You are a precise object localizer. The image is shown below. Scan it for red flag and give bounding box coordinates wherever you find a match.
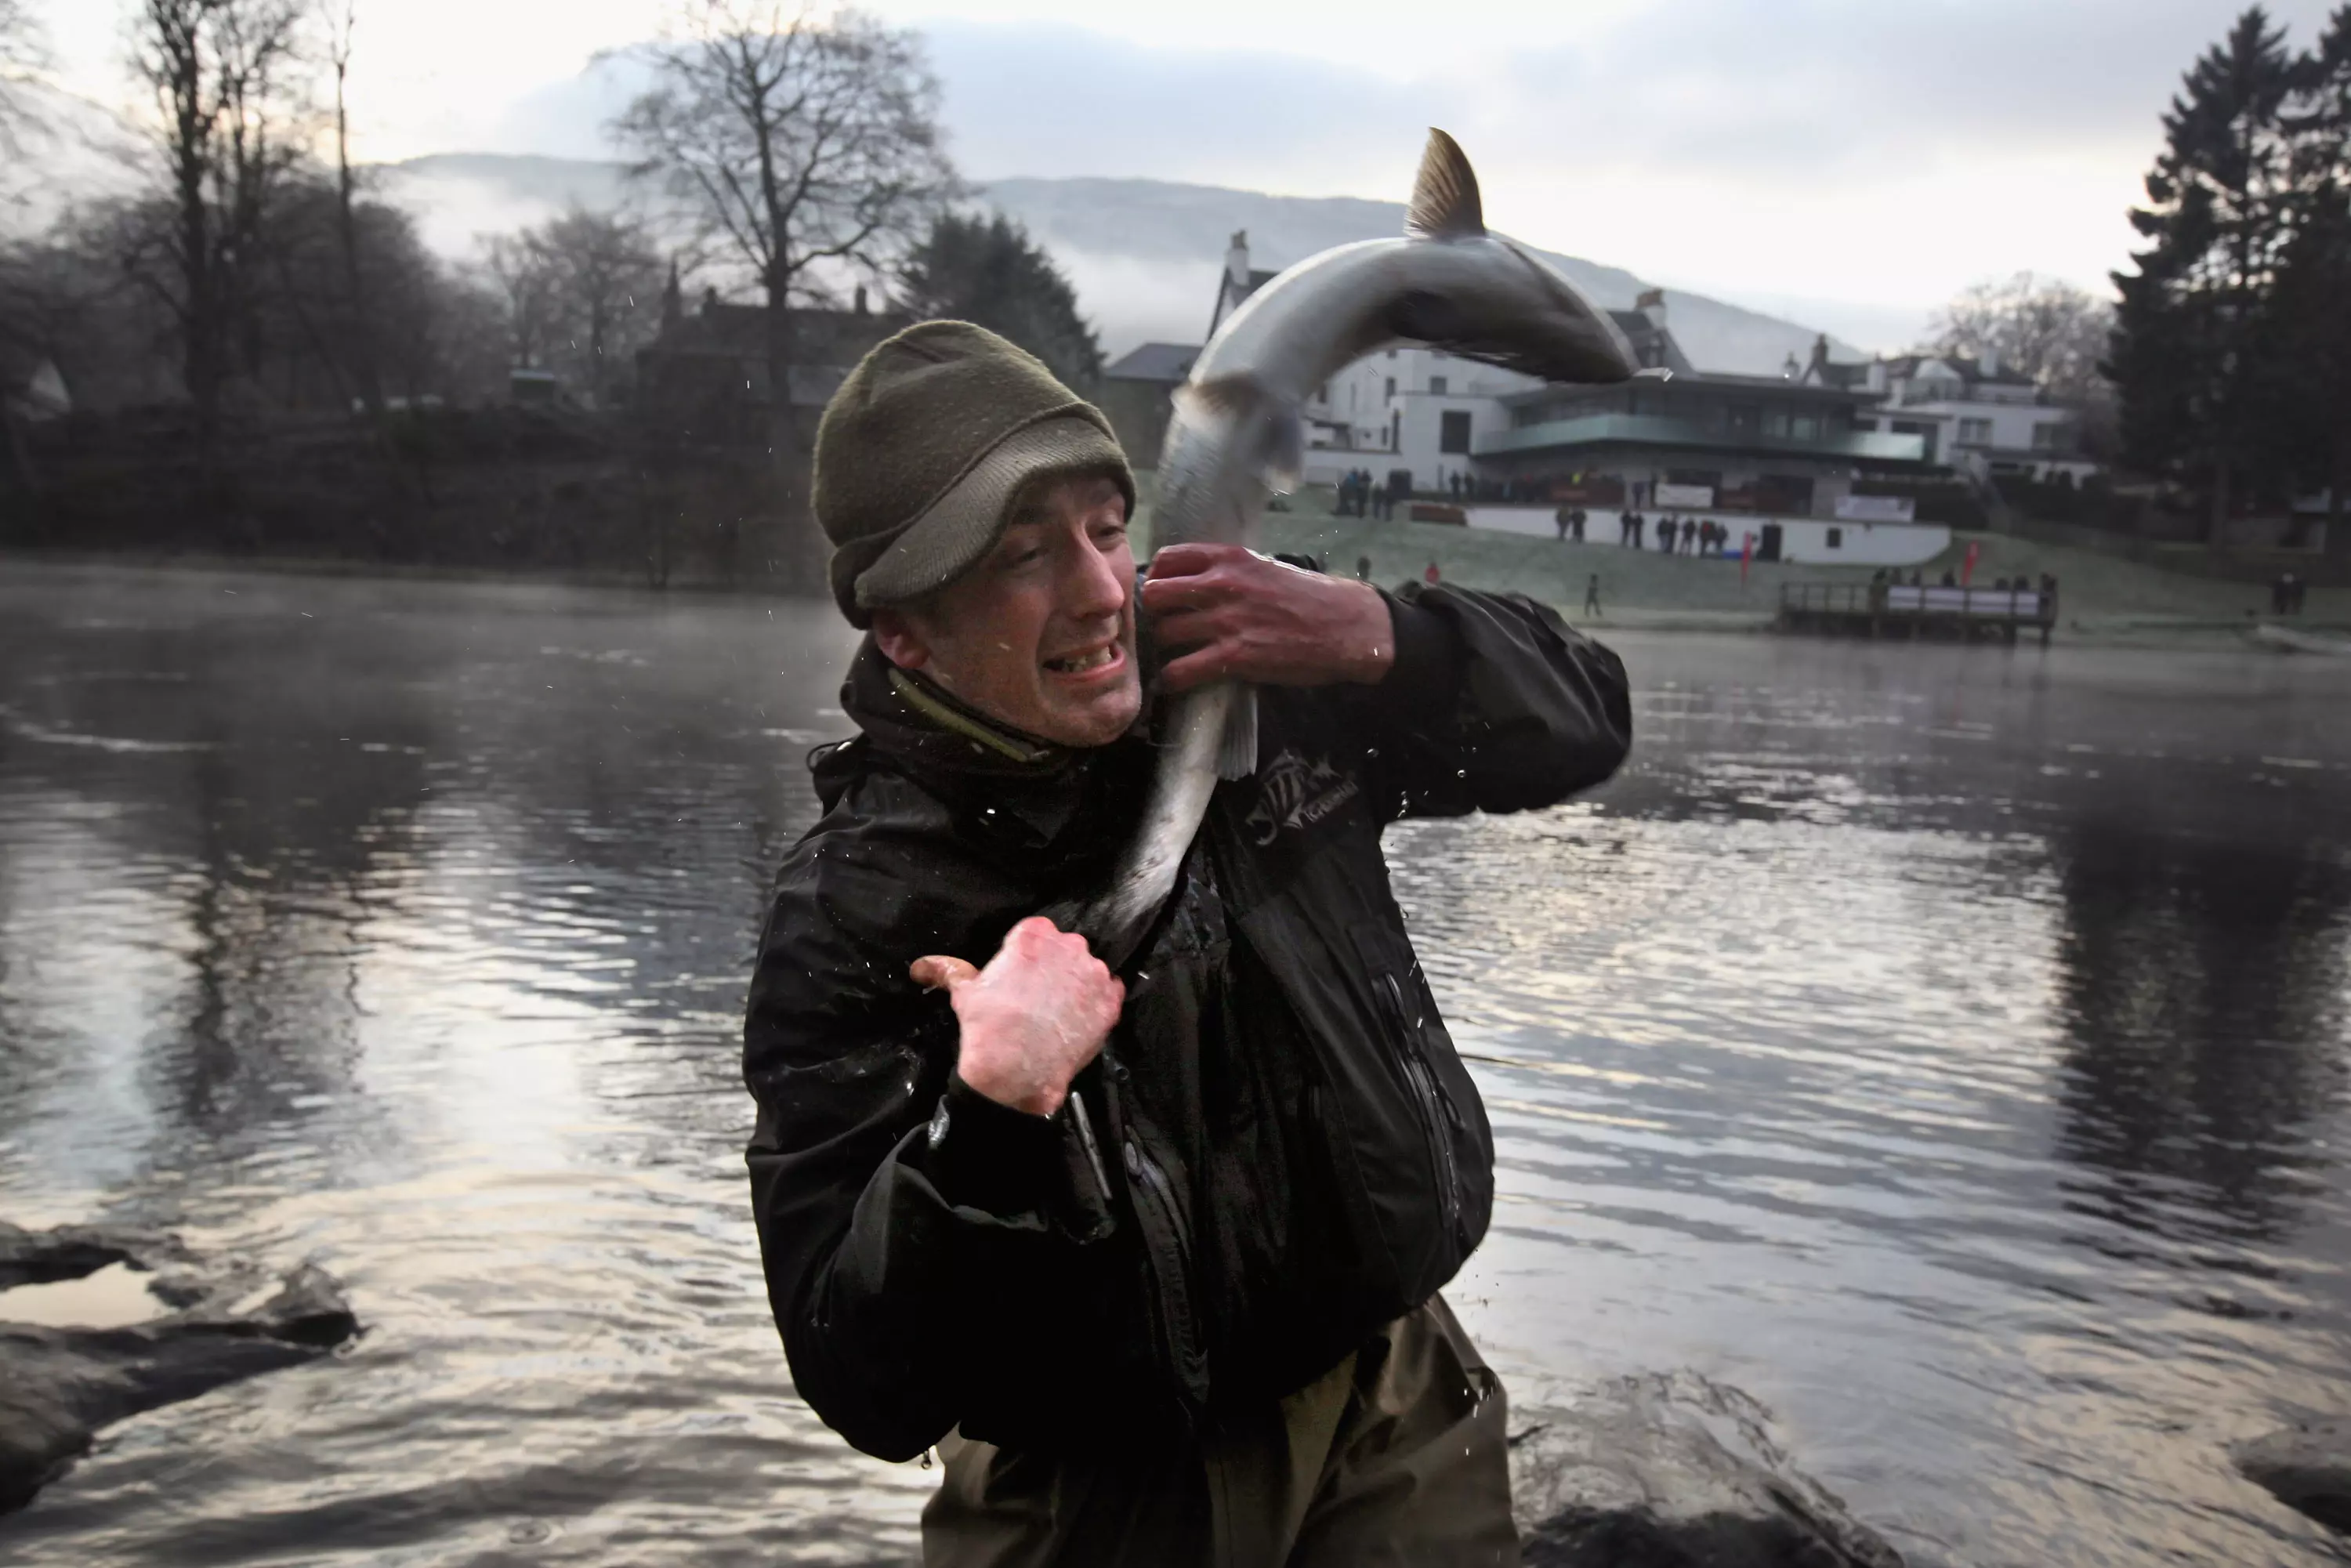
[1740,532,1754,585]
[1962,539,1980,586]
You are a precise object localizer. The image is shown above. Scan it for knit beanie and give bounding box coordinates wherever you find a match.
[813,320,1135,626]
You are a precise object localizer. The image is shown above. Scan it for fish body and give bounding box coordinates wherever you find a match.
[1071,129,1639,969]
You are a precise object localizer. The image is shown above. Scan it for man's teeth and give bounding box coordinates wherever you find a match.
[1047,646,1116,673]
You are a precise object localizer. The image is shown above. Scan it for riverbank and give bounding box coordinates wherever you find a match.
[1143,484,2351,645]
[12,477,2348,650]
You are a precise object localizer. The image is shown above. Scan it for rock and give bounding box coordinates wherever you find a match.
[2236,1421,2351,1534]
[0,1222,360,1515]
[1511,1371,1905,1568]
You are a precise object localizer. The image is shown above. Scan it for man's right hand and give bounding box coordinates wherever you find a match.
[911,917,1125,1117]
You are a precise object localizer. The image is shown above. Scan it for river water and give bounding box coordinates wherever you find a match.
[1,559,2346,1567]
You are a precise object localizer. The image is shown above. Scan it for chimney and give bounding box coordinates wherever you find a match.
[1226,230,1251,290]
[1864,359,1887,393]
[853,283,869,317]
[1636,287,1667,331]
[1980,346,2001,378]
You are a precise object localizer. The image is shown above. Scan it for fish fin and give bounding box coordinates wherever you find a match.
[1215,686,1258,780]
[1404,129,1485,240]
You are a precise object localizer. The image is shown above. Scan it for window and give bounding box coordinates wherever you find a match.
[1826,527,1843,549]
[1385,377,1396,400]
[1957,417,1994,447]
[1439,410,1473,454]
[1429,375,1447,395]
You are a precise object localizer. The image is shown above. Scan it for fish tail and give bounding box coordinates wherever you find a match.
[1215,684,1258,780]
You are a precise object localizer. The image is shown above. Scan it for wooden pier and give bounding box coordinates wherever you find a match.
[1778,582,2056,644]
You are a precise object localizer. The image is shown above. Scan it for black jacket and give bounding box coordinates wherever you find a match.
[744,582,1631,1462]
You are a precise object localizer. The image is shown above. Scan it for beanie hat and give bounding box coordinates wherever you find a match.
[813,320,1136,626]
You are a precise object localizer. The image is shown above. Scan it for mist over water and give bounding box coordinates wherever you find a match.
[2,560,2347,1566]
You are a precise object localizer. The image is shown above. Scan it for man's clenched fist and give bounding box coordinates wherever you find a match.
[911,917,1125,1117]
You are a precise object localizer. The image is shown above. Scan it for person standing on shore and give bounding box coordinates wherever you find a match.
[1584,573,1603,617]
[744,322,1632,1567]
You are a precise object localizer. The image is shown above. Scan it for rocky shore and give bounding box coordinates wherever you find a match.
[0,1220,360,1515]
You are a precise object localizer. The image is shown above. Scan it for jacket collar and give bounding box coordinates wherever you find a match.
[819,639,1147,850]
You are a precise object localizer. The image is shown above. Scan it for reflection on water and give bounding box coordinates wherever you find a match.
[0,1262,166,1330]
[1,560,2347,1566]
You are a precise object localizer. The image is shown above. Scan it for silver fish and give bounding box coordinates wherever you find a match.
[1072,129,1639,969]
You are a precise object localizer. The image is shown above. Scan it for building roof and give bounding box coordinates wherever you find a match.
[643,295,905,366]
[1105,341,1199,383]
[1876,352,2036,389]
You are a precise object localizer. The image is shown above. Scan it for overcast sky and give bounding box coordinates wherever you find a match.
[25,0,2338,349]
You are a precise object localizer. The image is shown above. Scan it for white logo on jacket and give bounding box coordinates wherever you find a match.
[1246,748,1360,846]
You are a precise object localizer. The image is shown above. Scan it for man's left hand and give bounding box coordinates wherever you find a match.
[1142,543,1396,693]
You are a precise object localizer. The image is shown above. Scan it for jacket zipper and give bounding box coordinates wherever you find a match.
[1382,972,1464,1240]
[1123,1135,1208,1407]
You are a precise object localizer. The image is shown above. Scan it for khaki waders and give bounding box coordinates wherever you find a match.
[921,1295,1519,1568]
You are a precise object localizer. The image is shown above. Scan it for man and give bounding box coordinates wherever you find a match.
[744,322,1630,1566]
[1583,572,1603,618]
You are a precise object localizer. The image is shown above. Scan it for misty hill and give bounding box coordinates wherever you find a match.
[373,154,1853,378]
[977,175,1856,376]
[5,117,1853,378]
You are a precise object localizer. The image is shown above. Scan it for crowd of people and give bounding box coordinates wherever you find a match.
[1334,469,1399,520]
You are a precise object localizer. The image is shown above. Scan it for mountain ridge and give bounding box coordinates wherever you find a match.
[371,154,1857,377]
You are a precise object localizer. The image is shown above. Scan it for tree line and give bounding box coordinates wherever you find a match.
[0,0,1105,576]
[2110,5,2351,543]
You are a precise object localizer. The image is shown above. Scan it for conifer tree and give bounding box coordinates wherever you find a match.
[897,212,1103,391]
[2110,7,2297,538]
[2276,5,2351,554]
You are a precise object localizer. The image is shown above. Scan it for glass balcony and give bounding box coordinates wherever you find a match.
[1474,413,1929,464]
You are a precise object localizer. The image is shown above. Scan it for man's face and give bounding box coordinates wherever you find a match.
[872,473,1142,748]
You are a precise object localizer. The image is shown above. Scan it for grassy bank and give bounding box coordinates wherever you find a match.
[1136,479,2351,639]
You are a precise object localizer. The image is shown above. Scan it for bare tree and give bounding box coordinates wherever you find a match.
[324,0,382,419]
[1929,272,2116,405]
[608,2,954,530]
[480,232,559,375]
[521,207,668,407]
[131,0,307,462]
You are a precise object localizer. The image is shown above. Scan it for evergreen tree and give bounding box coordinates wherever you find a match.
[2110,7,2297,538]
[2276,5,2351,554]
[898,211,1103,390]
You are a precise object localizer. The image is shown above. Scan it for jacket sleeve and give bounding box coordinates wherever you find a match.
[741,815,1080,1462]
[1343,581,1632,821]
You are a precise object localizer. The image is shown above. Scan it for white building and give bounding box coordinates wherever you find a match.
[1812,351,2097,485]
[1100,236,2079,569]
